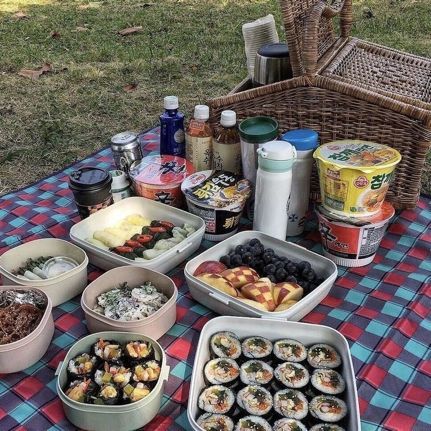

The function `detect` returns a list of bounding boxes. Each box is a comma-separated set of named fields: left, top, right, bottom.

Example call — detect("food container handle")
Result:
left=55, top=361, right=63, bottom=376
left=176, top=242, right=193, bottom=254
left=209, top=291, right=231, bottom=306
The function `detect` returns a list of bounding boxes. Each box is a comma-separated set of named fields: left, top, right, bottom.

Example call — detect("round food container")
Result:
left=316, top=202, right=395, bottom=267
left=129, top=155, right=194, bottom=207
left=313, top=140, right=401, bottom=217
left=69, top=167, right=113, bottom=219
left=181, top=171, right=251, bottom=241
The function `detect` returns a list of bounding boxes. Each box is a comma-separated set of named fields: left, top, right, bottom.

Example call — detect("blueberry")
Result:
left=231, top=254, right=243, bottom=266
left=263, top=253, right=273, bottom=264
left=286, top=275, right=297, bottom=283
left=275, top=268, right=287, bottom=282
left=297, top=261, right=311, bottom=272
left=303, top=269, right=316, bottom=281
left=275, top=261, right=285, bottom=269
left=249, top=238, right=261, bottom=247
left=229, top=250, right=236, bottom=257
left=220, top=255, right=231, bottom=267
left=301, top=281, right=310, bottom=293
left=251, top=246, right=263, bottom=256
left=235, top=245, right=244, bottom=255
left=279, top=256, right=288, bottom=262
left=264, top=264, right=276, bottom=275
left=267, top=274, right=276, bottom=283
left=285, top=262, right=297, bottom=274
left=264, top=248, right=275, bottom=256
left=242, top=252, right=253, bottom=265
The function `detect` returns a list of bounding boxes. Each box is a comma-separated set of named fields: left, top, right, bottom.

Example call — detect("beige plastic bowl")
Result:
left=0, top=286, right=54, bottom=373
left=56, top=331, right=169, bottom=431
left=81, top=266, right=177, bottom=340
left=0, top=238, right=89, bottom=307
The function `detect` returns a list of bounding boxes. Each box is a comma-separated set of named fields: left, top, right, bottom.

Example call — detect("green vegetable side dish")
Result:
left=12, top=256, right=53, bottom=281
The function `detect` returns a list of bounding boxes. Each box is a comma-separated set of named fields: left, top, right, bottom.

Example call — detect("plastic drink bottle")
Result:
left=159, top=96, right=185, bottom=157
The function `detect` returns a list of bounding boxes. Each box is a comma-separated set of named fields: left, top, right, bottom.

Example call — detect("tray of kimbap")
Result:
left=188, top=316, right=360, bottom=431
left=56, top=331, right=169, bottom=431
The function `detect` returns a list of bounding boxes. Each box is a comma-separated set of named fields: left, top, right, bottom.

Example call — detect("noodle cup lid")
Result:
left=129, top=155, right=194, bottom=186
left=317, top=201, right=395, bottom=226
left=314, top=140, right=401, bottom=170
left=181, top=170, right=252, bottom=210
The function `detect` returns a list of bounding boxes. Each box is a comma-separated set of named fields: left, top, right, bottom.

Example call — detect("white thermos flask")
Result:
left=253, top=140, right=296, bottom=240
left=281, top=129, right=319, bottom=236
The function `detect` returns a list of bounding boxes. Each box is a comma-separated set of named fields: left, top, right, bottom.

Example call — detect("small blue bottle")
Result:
left=159, top=96, right=185, bottom=157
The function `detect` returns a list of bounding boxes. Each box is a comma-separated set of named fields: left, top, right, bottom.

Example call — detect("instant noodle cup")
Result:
left=313, top=140, right=401, bottom=217
left=316, top=202, right=395, bottom=267
left=181, top=171, right=251, bottom=241
left=129, top=155, right=194, bottom=208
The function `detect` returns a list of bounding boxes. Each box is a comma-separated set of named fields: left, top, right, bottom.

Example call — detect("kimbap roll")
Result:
left=122, top=381, right=151, bottom=403
left=274, top=362, right=309, bottom=389
left=273, top=339, right=307, bottom=363
left=93, top=339, right=122, bottom=363
left=241, top=337, right=273, bottom=360
left=197, top=413, right=234, bottom=431
left=210, top=332, right=241, bottom=360
left=92, top=383, right=119, bottom=405
left=204, top=358, right=240, bottom=387
left=310, top=425, right=346, bottom=431
left=132, top=360, right=161, bottom=384
left=307, top=344, right=341, bottom=369
left=240, top=360, right=273, bottom=386
left=67, top=353, right=97, bottom=379
left=273, top=418, right=308, bottom=431
left=65, top=379, right=96, bottom=403
left=236, top=385, right=273, bottom=417
left=124, top=340, right=154, bottom=364
left=273, top=389, right=308, bottom=420
left=311, top=369, right=345, bottom=395
left=198, top=385, right=236, bottom=415
left=234, top=416, right=272, bottom=431
left=94, top=362, right=131, bottom=387
left=309, top=396, right=347, bottom=423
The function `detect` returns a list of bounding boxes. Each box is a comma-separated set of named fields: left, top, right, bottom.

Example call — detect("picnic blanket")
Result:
left=0, top=128, right=430, bottom=431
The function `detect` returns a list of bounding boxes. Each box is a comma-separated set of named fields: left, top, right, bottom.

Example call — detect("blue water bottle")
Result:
left=160, top=96, right=185, bottom=157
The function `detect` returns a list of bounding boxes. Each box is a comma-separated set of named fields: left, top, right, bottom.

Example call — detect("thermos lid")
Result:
left=110, top=170, right=129, bottom=191
left=194, top=105, right=210, bottom=121
left=281, top=129, right=319, bottom=151
left=238, top=116, right=279, bottom=144
left=69, top=167, right=112, bottom=191
left=111, top=131, right=138, bottom=146
left=258, top=140, right=296, bottom=161
left=164, top=95, right=179, bottom=110
left=257, top=42, right=289, bottom=58
left=220, top=110, right=237, bottom=127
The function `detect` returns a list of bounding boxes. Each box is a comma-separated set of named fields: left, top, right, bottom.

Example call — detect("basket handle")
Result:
left=302, top=0, right=353, bottom=76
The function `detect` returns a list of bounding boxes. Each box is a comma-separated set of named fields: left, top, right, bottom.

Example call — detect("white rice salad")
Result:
left=93, top=281, right=168, bottom=321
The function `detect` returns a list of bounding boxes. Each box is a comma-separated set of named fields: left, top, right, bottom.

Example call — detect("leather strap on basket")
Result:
left=302, top=0, right=353, bottom=76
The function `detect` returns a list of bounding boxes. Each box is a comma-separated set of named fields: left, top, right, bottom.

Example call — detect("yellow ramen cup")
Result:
left=313, top=140, right=401, bottom=217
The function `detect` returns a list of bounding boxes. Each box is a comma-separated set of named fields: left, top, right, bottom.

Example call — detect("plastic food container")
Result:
left=56, top=331, right=169, bottom=431
left=0, top=239, right=89, bottom=307
left=0, top=286, right=54, bottom=373
left=184, top=230, right=337, bottom=320
left=69, top=196, right=205, bottom=273
left=182, top=171, right=251, bottom=241
left=316, top=202, right=395, bottom=267
left=129, top=155, right=194, bottom=207
left=314, top=140, right=401, bottom=217
left=187, top=316, right=361, bottom=431
left=81, top=266, right=177, bottom=339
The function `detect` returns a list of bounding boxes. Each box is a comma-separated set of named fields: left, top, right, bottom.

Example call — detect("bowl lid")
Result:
left=238, top=116, right=279, bottom=144
left=314, top=140, right=401, bottom=169
left=69, top=167, right=112, bottom=191
left=281, top=129, right=319, bottom=151
left=129, top=155, right=194, bottom=186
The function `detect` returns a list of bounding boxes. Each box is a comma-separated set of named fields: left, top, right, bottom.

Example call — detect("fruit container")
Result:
left=0, top=286, right=54, bottom=373
left=0, top=239, right=89, bottom=307
left=184, top=230, right=337, bottom=320
left=187, top=316, right=361, bottom=430
left=81, top=266, right=177, bottom=339
left=69, top=196, right=205, bottom=273
left=56, top=331, right=169, bottom=431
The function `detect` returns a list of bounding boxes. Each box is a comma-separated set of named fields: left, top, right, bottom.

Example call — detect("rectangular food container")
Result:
left=185, top=231, right=337, bottom=321
left=70, top=196, right=205, bottom=273
left=0, top=239, right=89, bottom=307
left=0, top=286, right=54, bottom=373
left=81, top=266, right=177, bottom=340
left=56, top=331, right=169, bottom=431
left=188, top=316, right=361, bottom=430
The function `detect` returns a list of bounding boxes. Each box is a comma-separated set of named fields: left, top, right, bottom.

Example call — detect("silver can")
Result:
left=110, top=131, right=143, bottom=175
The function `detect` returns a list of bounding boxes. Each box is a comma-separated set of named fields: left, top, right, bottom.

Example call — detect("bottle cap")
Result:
left=220, top=110, right=237, bottom=127
left=258, top=140, right=296, bottom=161
left=194, top=105, right=210, bottom=121
left=110, top=170, right=129, bottom=191
left=164, top=96, right=179, bottom=110
left=238, top=116, right=278, bottom=144
left=281, top=129, right=319, bottom=151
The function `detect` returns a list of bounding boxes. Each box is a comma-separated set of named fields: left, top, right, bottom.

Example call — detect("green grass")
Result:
left=0, top=0, right=430, bottom=194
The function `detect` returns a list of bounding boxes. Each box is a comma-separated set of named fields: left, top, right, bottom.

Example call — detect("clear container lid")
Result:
left=42, top=257, right=79, bottom=278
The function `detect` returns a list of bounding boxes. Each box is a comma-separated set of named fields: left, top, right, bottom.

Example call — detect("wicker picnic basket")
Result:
left=280, top=0, right=431, bottom=110
left=208, top=76, right=431, bottom=210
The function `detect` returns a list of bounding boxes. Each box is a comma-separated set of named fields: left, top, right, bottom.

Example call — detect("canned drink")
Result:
left=110, top=131, right=143, bottom=175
